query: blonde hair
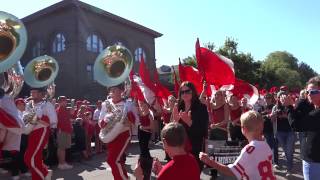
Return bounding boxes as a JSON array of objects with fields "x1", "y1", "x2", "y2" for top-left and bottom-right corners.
[{"x1": 240, "y1": 110, "x2": 263, "y2": 132}]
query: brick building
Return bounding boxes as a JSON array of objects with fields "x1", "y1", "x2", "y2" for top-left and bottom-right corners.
[{"x1": 19, "y1": 0, "x2": 162, "y2": 101}]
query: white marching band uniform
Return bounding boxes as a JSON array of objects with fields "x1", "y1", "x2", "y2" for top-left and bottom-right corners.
[
  {"x1": 23, "y1": 100, "x2": 57, "y2": 180},
  {"x1": 0, "y1": 95, "x2": 24, "y2": 151},
  {"x1": 98, "y1": 98, "x2": 139, "y2": 139},
  {"x1": 98, "y1": 98, "x2": 139, "y2": 180}
]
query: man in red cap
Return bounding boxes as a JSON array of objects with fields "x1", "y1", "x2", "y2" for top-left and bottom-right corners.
[{"x1": 99, "y1": 83, "x2": 139, "y2": 180}]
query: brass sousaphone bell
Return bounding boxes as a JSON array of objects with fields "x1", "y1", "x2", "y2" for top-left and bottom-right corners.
[
  {"x1": 93, "y1": 44, "x2": 133, "y2": 87},
  {"x1": 0, "y1": 11, "x2": 27, "y2": 73},
  {"x1": 0, "y1": 11, "x2": 27, "y2": 97},
  {"x1": 24, "y1": 55, "x2": 59, "y2": 88}
]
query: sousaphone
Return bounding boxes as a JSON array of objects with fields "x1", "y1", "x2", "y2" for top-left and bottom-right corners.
[
  {"x1": 0, "y1": 11, "x2": 27, "y2": 143},
  {"x1": 93, "y1": 44, "x2": 133, "y2": 87},
  {"x1": 0, "y1": 11, "x2": 27, "y2": 73},
  {"x1": 93, "y1": 44, "x2": 133, "y2": 143},
  {"x1": 24, "y1": 55, "x2": 59, "y2": 88}
]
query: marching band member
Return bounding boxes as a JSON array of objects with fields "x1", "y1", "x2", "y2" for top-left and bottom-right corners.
[
  {"x1": 15, "y1": 98, "x2": 32, "y2": 178},
  {"x1": 0, "y1": 89, "x2": 25, "y2": 180},
  {"x1": 99, "y1": 83, "x2": 138, "y2": 180},
  {"x1": 23, "y1": 87, "x2": 57, "y2": 180}
]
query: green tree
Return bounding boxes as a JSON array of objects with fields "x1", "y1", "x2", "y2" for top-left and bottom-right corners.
[
  {"x1": 298, "y1": 62, "x2": 318, "y2": 85},
  {"x1": 182, "y1": 55, "x2": 197, "y2": 68},
  {"x1": 204, "y1": 42, "x2": 215, "y2": 51},
  {"x1": 261, "y1": 51, "x2": 301, "y2": 89}
]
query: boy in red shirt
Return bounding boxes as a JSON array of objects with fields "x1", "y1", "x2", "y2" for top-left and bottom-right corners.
[{"x1": 135, "y1": 122, "x2": 200, "y2": 180}]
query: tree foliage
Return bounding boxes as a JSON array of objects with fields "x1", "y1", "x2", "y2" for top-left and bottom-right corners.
[{"x1": 182, "y1": 55, "x2": 197, "y2": 68}]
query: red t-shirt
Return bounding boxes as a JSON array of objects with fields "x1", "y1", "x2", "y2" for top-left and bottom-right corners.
[
  {"x1": 158, "y1": 154, "x2": 200, "y2": 180},
  {"x1": 140, "y1": 114, "x2": 151, "y2": 127},
  {"x1": 230, "y1": 107, "x2": 242, "y2": 125},
  {"x1": 56, "y1": 106, "x2": 72, "y2": 134},
  {"x1": 212, "y1": 105, "x2": 227, "y2": 129},
  {"x1": 161, "y1": 111, "x2": 171, "y2": 124}
]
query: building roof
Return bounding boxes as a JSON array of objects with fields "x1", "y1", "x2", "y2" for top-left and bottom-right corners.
[{"x1": 22, "y1": 0, "x2": 162, "y2": 38}]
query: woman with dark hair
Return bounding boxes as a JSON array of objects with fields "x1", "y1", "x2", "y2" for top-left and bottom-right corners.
[
  {"x1": 172, "y1": 81, "x2": 209, "y2": 171},
  {"x1": 271, "y1": 91, "x2": 294, "y2": 177}
]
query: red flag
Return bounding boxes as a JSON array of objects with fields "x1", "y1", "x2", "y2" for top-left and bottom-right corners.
[
  {"x1": 195, "y1": 40, "x2": 235, "y2": 88},
  {"x1": 133, "y1": 75, "x2": 156, "y2": 106},
  {"x1": 231, "y1": 79, "x2": 259, "y2": 105},
  {"x1": 139, "y1": 55, "x2": 157, "y2": 94},
  {"x1": 130, "y1": 77, "x2": 145, "y2": 102},
  {"x1": 153, "y1": 69, "x2": 172, "y2": 106},
  {"x1": 195, "y1": 38, "x2": 205, "y2": 82},
  {"x1": 172, "y1": 66, "x2": 180, "y2": 97},
  {"x1": 178, "y1": 62, "x2": 203, "y2": 94},
  {"x1": 178, "y1": 59, "x2": 186, "y2": 82},
  {"x1": 0, "y1": 108, "x2": 21, "y2": 135}
]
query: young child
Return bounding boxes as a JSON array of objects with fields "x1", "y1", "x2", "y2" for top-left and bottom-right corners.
[
  {"x1": 200, "y1": 110, "x2": 276, "y2": 179},
  {"x1": 134, "y1": 122, "x2": 200, "y2": 180}
]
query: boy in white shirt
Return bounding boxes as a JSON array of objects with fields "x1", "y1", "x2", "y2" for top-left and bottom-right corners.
[{"x1": 200, "y1": 110, "x2": 276, "y2": 180}]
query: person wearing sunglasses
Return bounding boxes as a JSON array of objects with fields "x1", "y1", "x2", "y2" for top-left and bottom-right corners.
[
  {"x1": 270, "y1": 90, "x2": 295, "y2": 177},
  {"x1": 172, "y1": 81, "x2": 209, "y2": 172},
  {"x1": 284, "y1": 76, "x2": 320, "y2": 180}
]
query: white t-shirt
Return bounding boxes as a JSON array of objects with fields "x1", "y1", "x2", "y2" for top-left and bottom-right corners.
[
  {"x1": 93, "y1": 108, "x2": 101, "y2": 122},
  {"x1": 228, "y1": 140, "x2": 276, "y2": 180}
]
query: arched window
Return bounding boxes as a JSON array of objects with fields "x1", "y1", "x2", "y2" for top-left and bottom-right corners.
[
  {"x1": 86, "y1": 34, "x2": 103, "y2": 53},
  {"x1": 32, "y1": 41, "x2": 43, "y2": 57},
  {"x1": 134, "y1": 47, "x2": 146, "y2": 62},
  {"x1": 52, "y1": 33, "x2": 66, "y2": 53}
]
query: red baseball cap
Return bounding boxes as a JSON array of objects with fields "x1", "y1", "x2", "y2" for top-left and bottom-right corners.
[{"x1": 15, "y1": 98, "x2": 25, "y2": 105}]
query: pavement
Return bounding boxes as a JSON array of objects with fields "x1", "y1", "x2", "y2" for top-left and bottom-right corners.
[{"x1": 0, "y1": 136, "x2": 304, "y2": 180}]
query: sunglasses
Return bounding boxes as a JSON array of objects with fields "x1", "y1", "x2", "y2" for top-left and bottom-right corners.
[
  {"x1": 180, "y1": 89, "x2": 192, "y2": 95},
  {"x1": 307, "y1": 89, "x2": 320, "y2": 95}
]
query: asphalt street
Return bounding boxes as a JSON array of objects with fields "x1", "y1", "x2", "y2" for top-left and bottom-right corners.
[{"x1": 0, "y1": 137, "x2": 303, "y2": 180}]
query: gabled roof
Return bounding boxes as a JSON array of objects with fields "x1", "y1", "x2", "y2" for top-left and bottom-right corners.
[{"x1": 22, "y1": 0, "x2": 162, "y2": 38}]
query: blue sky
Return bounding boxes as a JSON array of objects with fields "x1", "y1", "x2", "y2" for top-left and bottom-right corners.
[{"x1": 2, "y1": 0, "x2": 320, "y2": 73}]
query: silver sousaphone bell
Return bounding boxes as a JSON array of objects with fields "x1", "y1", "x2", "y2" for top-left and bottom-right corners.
[{"x1": 93, "y1": 44, "x2": 133, "y2": 87}]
